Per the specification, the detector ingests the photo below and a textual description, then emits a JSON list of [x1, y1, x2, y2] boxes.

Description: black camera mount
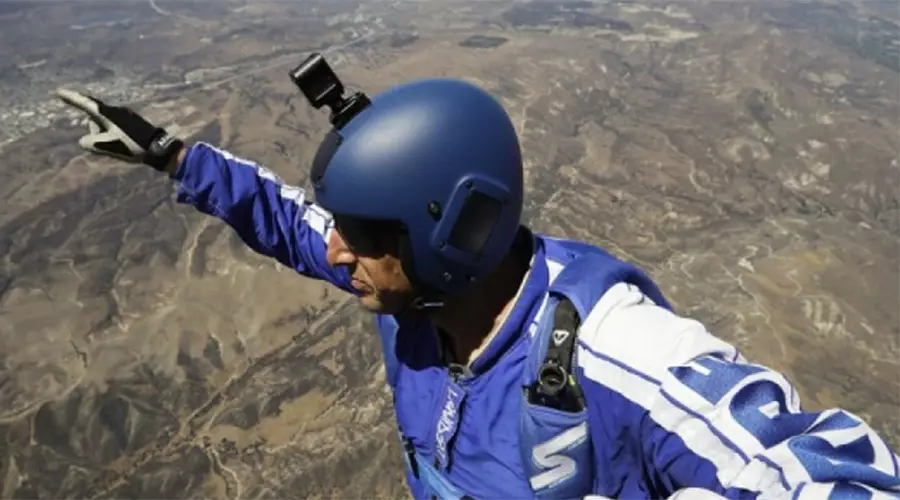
[[289, 53, 371, 129]]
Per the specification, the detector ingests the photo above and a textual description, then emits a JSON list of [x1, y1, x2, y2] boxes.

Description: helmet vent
[[447, 190, 502, 257]]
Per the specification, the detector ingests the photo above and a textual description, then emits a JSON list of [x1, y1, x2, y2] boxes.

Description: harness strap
[[404, 445, 472, 500], [526, 297, 585, 413]]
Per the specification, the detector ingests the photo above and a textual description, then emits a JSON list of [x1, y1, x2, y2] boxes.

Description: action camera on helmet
[[290, 52, 371, 129]]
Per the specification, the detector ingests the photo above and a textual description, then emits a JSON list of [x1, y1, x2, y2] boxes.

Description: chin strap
[[411, 296, 445, 310], [395, 291, 445, 319], [395, 230, 449, 313]]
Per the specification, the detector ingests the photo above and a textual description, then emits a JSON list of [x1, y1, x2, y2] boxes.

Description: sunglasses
[[332, 214, 406, 255]]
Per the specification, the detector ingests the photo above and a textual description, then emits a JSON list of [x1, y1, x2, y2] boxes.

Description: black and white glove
[[55, 88, 184, 172]]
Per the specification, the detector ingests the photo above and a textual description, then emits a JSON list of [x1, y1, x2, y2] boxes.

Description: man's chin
[[358, 293, 412, 315], [358, 294, 389, 314]]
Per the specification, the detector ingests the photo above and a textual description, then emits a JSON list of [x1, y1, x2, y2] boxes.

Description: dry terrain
[[0, 0, 897, 498]]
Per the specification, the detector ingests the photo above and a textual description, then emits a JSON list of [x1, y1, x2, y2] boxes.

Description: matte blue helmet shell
[[310, 78, 524, 296]]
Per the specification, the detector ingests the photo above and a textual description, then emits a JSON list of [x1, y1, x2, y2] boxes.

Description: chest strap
[[402, 439, 472, 500]]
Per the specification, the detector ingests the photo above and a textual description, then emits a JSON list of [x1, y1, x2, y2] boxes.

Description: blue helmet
[[309, 78, 524, 296]]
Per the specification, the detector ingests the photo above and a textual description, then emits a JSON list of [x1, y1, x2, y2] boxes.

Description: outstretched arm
[[171, 141, 358, 294], [577, 283, 900, 499], [54, 88, 357, 295]]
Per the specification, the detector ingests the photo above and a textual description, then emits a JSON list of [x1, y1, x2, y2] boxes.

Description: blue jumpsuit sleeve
[[171, 141, 357, 294], [576, 284, 900, 499], [653, 357, 900, 500]]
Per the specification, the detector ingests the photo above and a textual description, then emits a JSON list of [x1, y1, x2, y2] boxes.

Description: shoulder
[[574, 282, 737, 390]]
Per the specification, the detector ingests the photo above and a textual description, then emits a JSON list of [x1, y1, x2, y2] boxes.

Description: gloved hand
[[55, 88, 184, 172]]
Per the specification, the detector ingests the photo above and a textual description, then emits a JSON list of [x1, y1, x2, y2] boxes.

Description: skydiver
[[54, 57, 900, 500]]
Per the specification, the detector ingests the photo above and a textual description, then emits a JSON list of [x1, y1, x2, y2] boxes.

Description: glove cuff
[[143, 129, 184, 172]]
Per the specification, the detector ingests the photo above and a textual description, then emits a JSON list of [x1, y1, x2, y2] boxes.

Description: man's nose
[[326, 229, 356, 268]]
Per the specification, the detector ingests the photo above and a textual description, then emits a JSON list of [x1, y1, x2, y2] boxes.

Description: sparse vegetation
[[0, 0, 897, 498]]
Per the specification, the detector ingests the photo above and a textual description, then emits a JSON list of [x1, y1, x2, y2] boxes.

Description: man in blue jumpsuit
[[55, 57, 899, 499]]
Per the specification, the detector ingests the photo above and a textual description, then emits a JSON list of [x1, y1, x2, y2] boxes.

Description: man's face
[[326, 215, 416, 314]]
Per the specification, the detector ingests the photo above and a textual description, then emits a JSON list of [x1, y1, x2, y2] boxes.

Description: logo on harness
[[551, 329, 570, 346]]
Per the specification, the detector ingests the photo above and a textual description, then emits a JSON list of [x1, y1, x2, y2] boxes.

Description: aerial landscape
[[0, 0, 897, 497]]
